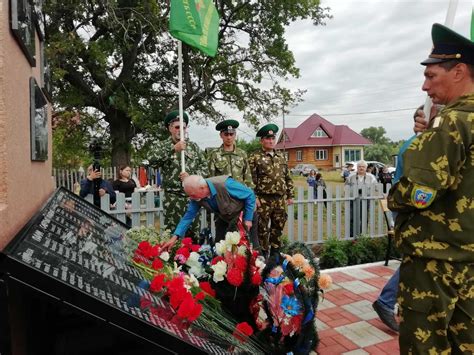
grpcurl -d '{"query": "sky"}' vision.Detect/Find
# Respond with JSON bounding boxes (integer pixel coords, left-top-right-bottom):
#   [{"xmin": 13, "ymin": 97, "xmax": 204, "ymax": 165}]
[{"xmin": 188, "ymin": 0, "xmax": 473, "ymax": 148}]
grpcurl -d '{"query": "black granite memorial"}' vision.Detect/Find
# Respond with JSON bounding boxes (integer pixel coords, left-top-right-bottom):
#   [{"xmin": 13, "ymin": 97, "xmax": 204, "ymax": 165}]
[{"xmin": 0, "ymin": 188, "xmax": 232, "ymax": 354}]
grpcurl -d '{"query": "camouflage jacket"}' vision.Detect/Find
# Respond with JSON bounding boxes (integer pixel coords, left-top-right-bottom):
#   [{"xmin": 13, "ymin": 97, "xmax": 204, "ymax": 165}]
[
  {"xmin": 388, "ymin": 93, "xmax": 474, "ymax": 262},
  {"xmin": 150, "ymin": 136, "xmax": 208, "ymax": 196},
  {"xmin": 208, "ymin": 145, "xmax": 254, "ymax": 188},
  {"xmin": 248, "ymin": 149, "xmax": 294, "ymax": 198}
]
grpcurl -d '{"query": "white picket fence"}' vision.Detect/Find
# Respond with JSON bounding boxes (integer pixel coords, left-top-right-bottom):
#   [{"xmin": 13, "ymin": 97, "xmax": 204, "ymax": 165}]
[{"xmin": 82, "ymin": 183, "xmax": 390, "ymax": 243}]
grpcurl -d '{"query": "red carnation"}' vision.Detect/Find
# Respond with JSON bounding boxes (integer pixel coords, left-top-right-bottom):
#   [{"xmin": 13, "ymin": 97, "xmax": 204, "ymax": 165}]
[
  {"xmin": 151, "ymin": 258, "xmax": 164, "ymax": 270},
  {"xmin": 283, "ymin": 283, "xmax": 294, "ymax": 295},
  {"xmin": 199, "ymin": 281, "xmax": 216, "ymax": 297},
  {"xmin": 251, "ymin": 271, "xmax": 262, "ymax": 286},
  {"xmin": 227, "ymin": 268, "xmax": 243, "ymax": 287},
  {"xmin": 190, "ymin": 244, "xmax": 200, "ymax": 252},
  {"xmin": 138, "ymin": 241, "xmax": 151, "ymax": 251},
  {"xmin": 175, "ymin": 246, "xmax": 191, "ymax": 263},
  {"xmin": 182, "ymin": 237, "xmax": 193, "ymax": 247},
  {"xmin": 195, "ymin": 292, "xmax": 205, "ymax": 301},
  {"xmin": 211, "ymin": 256, "xmax": 224, "ymax": 265},
  {"xmin": 234, "ymin": 255, "xmax": 248, "ymax": 271},
  {"xmin": 149, "ymin": 274, "xmax": 166, "ymax": 293},
  {"xmin": 233, "ymin": 322, "xmax": 254, "ymax": 342},
  {"xmin": 177, "ymin": 293, "xmax": 203, "ymax": 321}
]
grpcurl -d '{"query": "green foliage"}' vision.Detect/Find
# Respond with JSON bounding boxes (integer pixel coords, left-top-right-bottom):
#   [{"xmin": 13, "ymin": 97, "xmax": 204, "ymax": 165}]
[
  {"xmin": 360, "ymin": 127, "xmax": 390, "ymax": 145},
  {"xmin": 319, "ymin": 237, "xmax": 348, "ymax": 269},
  {"xmin": 45, "ymin": 0, "xmax": 331, "ymax": 166},
  {"xmin": 319, "ymin": 236, "xmax": 390, "ymax": 269},
  {"xmin": 236, "ymin": 138, "xmax": 261, "ymax": 155}
]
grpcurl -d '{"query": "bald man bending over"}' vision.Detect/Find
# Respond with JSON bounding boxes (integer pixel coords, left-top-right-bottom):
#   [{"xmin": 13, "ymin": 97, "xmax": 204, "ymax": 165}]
[{"xmin": 162, "ymin": 175, "xmax": 256, "ymax": 250}]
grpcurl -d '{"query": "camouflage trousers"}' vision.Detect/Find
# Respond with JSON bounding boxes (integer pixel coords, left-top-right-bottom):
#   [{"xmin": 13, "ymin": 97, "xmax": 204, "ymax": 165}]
[
  {"xmin": 162, "ymin": 192, "xmax": 200, "ymax": 238},
  {"xmin": 257, "ymin": 195, "xmax": 287, "ymax": 251},
  {"xmin": 398, "ymin": 256, "xmax": 474, "ymax": 354}
]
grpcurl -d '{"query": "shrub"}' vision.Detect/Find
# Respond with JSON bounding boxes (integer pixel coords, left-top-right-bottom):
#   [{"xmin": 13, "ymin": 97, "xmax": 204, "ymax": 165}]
[{"xmin": 319, "ymin": 237, "xmax": 348, "ymax": 269}]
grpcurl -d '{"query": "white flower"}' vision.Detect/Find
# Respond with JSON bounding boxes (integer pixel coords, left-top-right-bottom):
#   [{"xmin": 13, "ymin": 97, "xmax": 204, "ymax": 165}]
[
  {"xmin": 225, "ymin": 231, "xmax": 241, "ymax": 246},
  {"xmin": 211, "ymin": 260, "xmax": 227, "ymax": 282},
  {"xmin": 215, "ymin": 240, "xmax": 227, "ymax": 255},
  {"xmin": 255, "ymin": 256, "xmax": 266, "ymax": 272},
  {"xmin": 237, "ymin": 245, "xmax": 247, "ymax": 256},
  {"xmin": 159, "ymin": 251, "xmax": 170, "ymax": 262},
  {"xmin": 186, "ymin": 252, "xmax": 205, "ymax": 278},
  {"xmin": 185, "ymin": 274, "xmax": 200, "ymax": 288}
]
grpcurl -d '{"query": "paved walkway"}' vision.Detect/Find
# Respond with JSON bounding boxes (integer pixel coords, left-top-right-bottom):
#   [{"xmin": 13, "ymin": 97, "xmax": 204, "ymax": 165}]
[{"xmin": 316, "ymin": 261, "xmax": 400, "ymax": 355}]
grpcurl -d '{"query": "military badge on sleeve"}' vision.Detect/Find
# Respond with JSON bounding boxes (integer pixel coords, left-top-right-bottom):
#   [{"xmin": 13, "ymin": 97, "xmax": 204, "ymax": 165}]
[{"xmin": 411, "ymin": 184, "xmax": 437, "ymax": 209}]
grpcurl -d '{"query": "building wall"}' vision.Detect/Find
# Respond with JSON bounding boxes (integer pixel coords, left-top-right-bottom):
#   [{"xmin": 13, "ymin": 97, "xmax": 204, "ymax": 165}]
[
  {"xmin": 286, "ymin": 146, "xmax": 335, "ymax": 170},
  {"xmin": 0, "ymin": 1, "xmax": 54, "ymax": 250}
]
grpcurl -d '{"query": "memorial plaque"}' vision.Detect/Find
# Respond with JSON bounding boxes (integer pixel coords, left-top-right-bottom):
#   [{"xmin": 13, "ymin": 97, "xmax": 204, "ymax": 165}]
[{"xmin": 0, "ymin": 188, "xmax": 232, "ymax": 354}]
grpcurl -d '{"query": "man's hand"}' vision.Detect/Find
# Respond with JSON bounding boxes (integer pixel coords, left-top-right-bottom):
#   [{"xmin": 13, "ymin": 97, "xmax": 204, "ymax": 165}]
[
  {"xmin": 87, "ymin": 169, "xmax": 101, "ymax": 181},
  {"xmin": 98, "ymin": 188, "xmax": 106, "ymax": 197},
  {"xmin": 244, "ymin": 221, "xmax": 252, "ymax": 231},
  {"xmin": 179, "ymin": 171, "xmax": 189, "ymax": 181},
  {"xmin": 162, "ymin": 236, "xmax": 178, "ymax": 251},
  {"xmin": 286, "ymin": 198, "xmax": 294, "ymax": 205},
  {"xmin": 174, "ymin": 141, "xmax": 187, "ymax": 152},
  {"xmin": 256, "ymin": 198, "xmax": 261, "ymax": 208},
  {"xmin": 413, "ymin": 108, "xmax": 428, "ymax": 134}
]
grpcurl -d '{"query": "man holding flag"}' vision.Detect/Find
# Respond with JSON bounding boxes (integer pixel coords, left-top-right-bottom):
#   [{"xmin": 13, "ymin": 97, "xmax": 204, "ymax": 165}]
[{"xmin": 388, "ymin": 23, "xmax": 474, "ymax": 353}]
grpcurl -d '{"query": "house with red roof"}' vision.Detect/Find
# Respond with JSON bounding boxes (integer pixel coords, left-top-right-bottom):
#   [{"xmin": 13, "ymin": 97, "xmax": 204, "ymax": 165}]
[{"xmin": 274, "ymin": 114, "xmax": 372, "ymax": 170}]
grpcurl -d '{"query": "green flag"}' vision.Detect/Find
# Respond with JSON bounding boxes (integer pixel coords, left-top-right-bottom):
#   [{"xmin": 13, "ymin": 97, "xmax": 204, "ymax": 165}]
[
  {"xmin": 471, "ymin": 7, "xmax": 474, "ymax": 40},
  {"xmin": 169, "ymin": 0, "xmax": 220, "ymax": 57},
  {"xmin": 169, "ymin": 0, "xmax": 203, "ymax": 37}
]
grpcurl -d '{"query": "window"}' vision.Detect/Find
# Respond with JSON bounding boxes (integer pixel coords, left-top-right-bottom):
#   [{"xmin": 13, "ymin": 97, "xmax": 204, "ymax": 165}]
[
  {"xmin": 296, "ymin": 150, "xmax": 302, "ymax": 161},
  {"xmin": 311, "ymin": 128, "xmax": 328, "ymax": 138},
  {"xmin": 314, "ymin": 149, "xmax": 328, "ymax": 160},
  {"xmin": 344, "ymin": 149, "xmax": 361, "ymax": 162},
  {"xmin": 284, "ymin": 151, "xmax": 289, "ymax": 161}
]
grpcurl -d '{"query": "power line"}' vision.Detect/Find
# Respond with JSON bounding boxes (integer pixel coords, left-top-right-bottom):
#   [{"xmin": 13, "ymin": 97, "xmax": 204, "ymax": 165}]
[{"xmin": 286, "ymin": 107, "xmax": 418, "ymax": 117}]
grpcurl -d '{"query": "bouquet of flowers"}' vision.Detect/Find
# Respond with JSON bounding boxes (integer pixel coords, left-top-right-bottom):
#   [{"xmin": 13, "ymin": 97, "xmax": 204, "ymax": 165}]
[
  {"xmin": 127, "ymin": 228, "xmax": 267, "ymax": 353},
  {"xmin": 250, "ymin": 243, "xmax": 320, "ymax": 354},
  {"xmin": 208, "ymin": 231, "xmax": 263, "ymax": 324}
]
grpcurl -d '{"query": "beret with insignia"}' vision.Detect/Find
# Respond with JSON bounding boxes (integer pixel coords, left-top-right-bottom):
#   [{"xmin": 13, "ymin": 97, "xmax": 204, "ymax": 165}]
[
  {"xmin": 164, "ymin": 110, "xmax": 189, "ymax": 126},
  {"xmin": 256, "ymin": 123, "xmax": 279, "ymax": 138}
]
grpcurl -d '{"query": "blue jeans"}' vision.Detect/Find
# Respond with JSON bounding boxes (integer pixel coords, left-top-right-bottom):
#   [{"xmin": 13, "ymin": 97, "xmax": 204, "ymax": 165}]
[{"xmin": 377, "ymin": 267, "xmax": 400, "ymax": 311}]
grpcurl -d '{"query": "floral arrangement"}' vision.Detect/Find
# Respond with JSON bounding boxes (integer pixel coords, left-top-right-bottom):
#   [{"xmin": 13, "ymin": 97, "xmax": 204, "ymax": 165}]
[
  {"xmin": 249, "ymin": 243, "xmax": 321, "ymax": 354},
  {"xmin": 208, "ymin": 231, "xmax": 263, "ymax": 324},
  {"xmin": 126, "ymin": 228, "xmax": 266, "ymax": 353}
]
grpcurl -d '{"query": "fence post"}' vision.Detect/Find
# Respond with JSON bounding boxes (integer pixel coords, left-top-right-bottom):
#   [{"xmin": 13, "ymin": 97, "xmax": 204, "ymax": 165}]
[
  {"xmin": 335, "ymin": 186, "xmax": 342, "ymax": 239},
  {"xmin": 159, "ymin": 190, "xmax": 165, "ymax": 232},
  {"xmin": 287, "ymin": 199, "xmax": 294, "ymax": 243},
  {"xmin": 131, "ymin": 192, "xmax": 141, "ymax": 227},
  {"xmin": 145, "ymin": 191, "xmax": 155, "ymax": 227},
  {"xmin": 307, "ymin": 186, "xmax": 314, "ymax": 244},
  {"xmin": 114, "ymin": 192, "xmax": 127, "ymax": 224},
  {"xmin": 297, "ymin": 187, "xmax": 304, "ymax": 242}
]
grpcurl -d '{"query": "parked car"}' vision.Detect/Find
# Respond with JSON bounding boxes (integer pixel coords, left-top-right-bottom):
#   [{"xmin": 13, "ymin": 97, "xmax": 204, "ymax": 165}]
[{"xmin": 290, "ymin": 164, "xmax": 318, "ymax": 176}]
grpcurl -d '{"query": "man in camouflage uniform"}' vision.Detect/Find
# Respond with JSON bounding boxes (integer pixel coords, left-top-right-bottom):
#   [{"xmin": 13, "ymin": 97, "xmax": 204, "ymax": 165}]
[
  {"xmin": 249, "ymin": 123, "xmax": 294, "ymax": 256},
  {"xmin": 388, "ymin": 24, "xmax": 474, "ymax": 354},
  {"xmin": 150, "ymin": 111, "xmax": 208, "ymax": 237},
  {"xmin": 208, "ymin": 120, "xmax": 258, "ymax": 245}
]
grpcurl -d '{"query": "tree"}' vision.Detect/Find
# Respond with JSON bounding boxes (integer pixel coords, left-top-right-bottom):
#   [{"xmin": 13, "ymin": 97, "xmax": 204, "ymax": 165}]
[
  {"xmin": 360, "ymin": 127, "xmax": 390, "ymax": 145},
  {"xmin": 44, "ymin": 0, "xmax": 331, "ymax": 166},
  {"xmin": 236, "ymin": 137, "xmax": 261, "ymax": 155}
]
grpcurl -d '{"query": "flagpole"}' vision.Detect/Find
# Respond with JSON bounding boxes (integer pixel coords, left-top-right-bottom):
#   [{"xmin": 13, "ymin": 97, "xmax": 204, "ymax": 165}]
[
  {"xmin": 178, "ymin": 40, "xmax": 185, "ymax": 172},
  {"xmin": 422, "ymin": 0, "xmax": 459, "ymax": 120}
]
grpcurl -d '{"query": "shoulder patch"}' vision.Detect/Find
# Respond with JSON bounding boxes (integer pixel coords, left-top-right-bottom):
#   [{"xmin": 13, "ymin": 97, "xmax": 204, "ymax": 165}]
[{"xmin": 411, "ymin": 184, "xmax": 437, "ymax": 209}]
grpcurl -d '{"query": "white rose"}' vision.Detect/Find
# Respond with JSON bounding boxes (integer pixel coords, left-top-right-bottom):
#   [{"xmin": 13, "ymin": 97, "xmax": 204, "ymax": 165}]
[
  {"xmin": 215, "ymin": 240, "xmax": 227, "ymax": 255},
  {"xmin": 225, "ymin": 231, "xmax": 241, "ymax": 245},
  {"xmin": 211, "ymin": 260, "xmax": 227, "ymax": 282},
  {"xmin": 159, "ymin": 251, "xmax": 170, "ymax": 262},
  {"xmin": 237, "ymin": 245, "xmax": 247, "ymax": 256}
]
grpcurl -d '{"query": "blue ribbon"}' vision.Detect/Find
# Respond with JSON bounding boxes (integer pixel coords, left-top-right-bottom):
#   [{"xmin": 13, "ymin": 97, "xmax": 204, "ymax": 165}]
[
  {"xmin": 282, "ymin": 259, "xmax": 289, "ymax": 271},
  {"xmin": 293, "ymin": 278, "xmax": 300, "ymax": 289},
  {"xmin": 265, "ymin": 275, "xmax": 285, "ymax": 285},
  {"xmin": 272, "ymin": 325, "xmax": 278, "ymax": 333}
]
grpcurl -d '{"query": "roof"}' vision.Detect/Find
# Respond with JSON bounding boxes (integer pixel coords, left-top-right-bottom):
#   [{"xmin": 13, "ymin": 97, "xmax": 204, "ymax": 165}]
[{"xmin": 275, "ymin": 114, "xmax": 372, "ymax": 149}]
